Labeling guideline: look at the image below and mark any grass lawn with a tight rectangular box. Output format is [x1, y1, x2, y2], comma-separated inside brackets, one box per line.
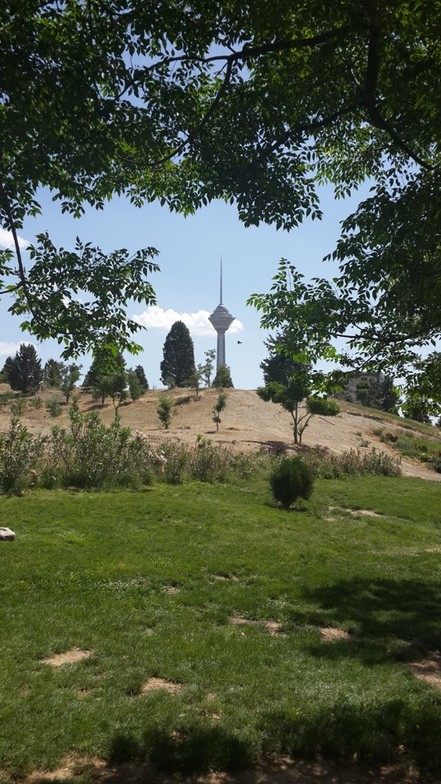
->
[1, 476, 441, 781]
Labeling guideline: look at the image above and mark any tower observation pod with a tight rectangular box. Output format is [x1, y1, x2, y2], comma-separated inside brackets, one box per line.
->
[209, 259, 235, 372]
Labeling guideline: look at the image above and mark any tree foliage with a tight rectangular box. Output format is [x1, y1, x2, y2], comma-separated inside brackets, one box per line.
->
[157, 394, 173, 430]
[260, 333, 297, 386]
[134, 365, 149, 391]
[1, 2, 440, 362]
[212, 392, 227, 432]
[212, 364, 234, 389]
[198, 349, 216, 388]
[6, 344, 43, 394]
[43, 359, 64, 388]
[83, 353, 126, 406]
[270, 457, 314, 510]
[257, 344, 339, 446]
[160, 321, 195, 387]
[59, 363, 82, 404]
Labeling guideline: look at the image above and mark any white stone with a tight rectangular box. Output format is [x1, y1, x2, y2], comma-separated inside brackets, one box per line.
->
[0, 527, 15, 541]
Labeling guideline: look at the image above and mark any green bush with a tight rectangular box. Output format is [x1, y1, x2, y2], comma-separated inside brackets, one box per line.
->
[157, 394, 173, 429]
[46, 397, 62, 417]
[0, 417, 45, 494]
[301, 446, 401, 478]
[10, 398, 27, 416]
[270, 456, 314, 509]
[47, 403, 150, 489]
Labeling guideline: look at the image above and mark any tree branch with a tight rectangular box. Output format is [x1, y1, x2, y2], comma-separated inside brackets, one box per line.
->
[360, 27, 434, 171]
[0, 178, 39, 323]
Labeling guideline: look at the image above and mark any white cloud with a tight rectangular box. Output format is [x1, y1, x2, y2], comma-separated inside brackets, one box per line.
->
[133, 306, 243, 336]
[0, 228, 29, 250]
[0, 341, 24, 356]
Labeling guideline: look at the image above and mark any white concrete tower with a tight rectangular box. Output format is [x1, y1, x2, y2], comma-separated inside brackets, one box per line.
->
[209, 258, 235, 371]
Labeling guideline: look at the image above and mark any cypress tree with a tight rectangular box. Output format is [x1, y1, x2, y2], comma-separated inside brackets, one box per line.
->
[160, 321, 195, 387]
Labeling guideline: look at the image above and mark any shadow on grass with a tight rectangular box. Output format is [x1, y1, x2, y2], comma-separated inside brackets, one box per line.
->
[258, 695, 441, 774]
[27, 709, 441, 783]
[290, 577, 441, 663]
[108, 724, 253, 774]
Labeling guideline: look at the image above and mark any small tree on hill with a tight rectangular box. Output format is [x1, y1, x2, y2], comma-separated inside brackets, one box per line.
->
[8, 344, 43, 394]
[212, 364, 234, 388]
[134, 365, 149, 391]
[188, 368, 202, 398]
[212, 392, 227, 431]
[127, 370, 144, 401]
[0, 357, 14, 385]
[43, 359, 64, 388]
[160, 321, 196, 387]
[157, 394, 173, 429]
[59, 363, 82, 404]
[198, 349, 216, 388]
[84, 352, 126, 406]
[108, 371, 128, 414]
[258, 374, 339, 445]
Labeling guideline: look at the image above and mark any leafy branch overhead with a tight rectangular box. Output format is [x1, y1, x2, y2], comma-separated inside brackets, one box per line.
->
[0, 2, 440, 359]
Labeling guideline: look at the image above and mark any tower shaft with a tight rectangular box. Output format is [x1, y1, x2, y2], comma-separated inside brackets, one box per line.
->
[209, 259, 234, 372]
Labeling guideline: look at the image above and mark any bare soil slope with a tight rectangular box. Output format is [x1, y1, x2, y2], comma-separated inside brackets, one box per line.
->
[1, 386, 440, 481]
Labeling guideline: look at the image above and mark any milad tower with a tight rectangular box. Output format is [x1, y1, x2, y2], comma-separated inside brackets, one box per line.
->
[209, 259, 235, 372]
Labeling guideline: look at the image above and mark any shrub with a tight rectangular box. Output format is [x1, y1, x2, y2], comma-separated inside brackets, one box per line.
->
[157, 394, 173, 429]
[159, 441, 189, 484]
[270, 456, 314, 509]
[47, 402, 151, 489]
[301, 446, 401, 478]
[190, 435, 229, 482]
[46, 397, 62, 417]
[10, 398, 27, 416]
[0, 417, 45, 494]
[432, 453, 441, 473]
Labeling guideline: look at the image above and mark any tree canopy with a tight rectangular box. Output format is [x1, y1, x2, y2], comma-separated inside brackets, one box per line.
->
[160, 321, 196, 387]
[6, 343, 43, 394]
[1, 1, 440, 363]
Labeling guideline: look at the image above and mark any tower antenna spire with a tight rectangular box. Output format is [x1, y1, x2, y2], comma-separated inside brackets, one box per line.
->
[220, 255, 223, 305]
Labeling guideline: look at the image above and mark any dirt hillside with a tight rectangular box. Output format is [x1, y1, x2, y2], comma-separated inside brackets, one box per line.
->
[1, 385, 440, 481]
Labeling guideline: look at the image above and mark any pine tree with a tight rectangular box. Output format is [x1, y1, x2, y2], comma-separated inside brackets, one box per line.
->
[1, 356, 14, 385]
[160, 321, 195, 387]
[260, 333, 297, 385]
[127, 370, 144, 401]
[134, 365, 149, 390]
[8, 344, 43, 394]
[43, 359, 64, 388]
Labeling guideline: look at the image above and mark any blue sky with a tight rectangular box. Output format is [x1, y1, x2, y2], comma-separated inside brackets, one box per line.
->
[0, 185, 368, 389]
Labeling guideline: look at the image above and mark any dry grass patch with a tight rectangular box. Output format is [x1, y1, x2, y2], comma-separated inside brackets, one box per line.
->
[328, 506, 383, 519]
[213, 574, 239, 582]
[41, 649, 93, 667]
[320, 627, 351, 642]
[264, 620, 285, 636]
[229, 617, 284, 636]
[408, 653, 441, 689]
[21, 756, 424, 784]
[26, 755, 105, 782]
[141, 677, 183, 694]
